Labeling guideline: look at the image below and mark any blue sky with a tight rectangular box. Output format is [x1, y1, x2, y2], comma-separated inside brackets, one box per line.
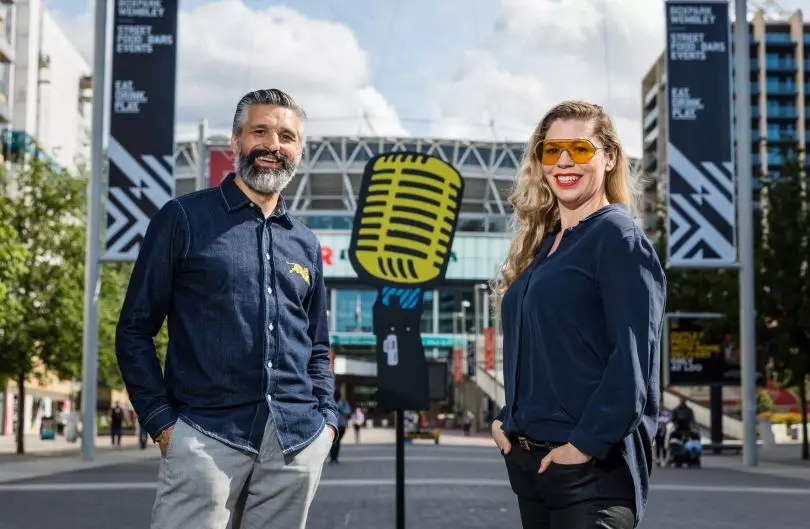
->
[44, 0, 810, 157]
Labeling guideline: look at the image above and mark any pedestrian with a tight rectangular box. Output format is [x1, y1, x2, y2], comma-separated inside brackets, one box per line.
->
[108, 401, 124, 447]
[351, 407, 365, 443]
[489, 100, 667, 529]
[115, 88, 338, 529]
[329, 390, 352, 464]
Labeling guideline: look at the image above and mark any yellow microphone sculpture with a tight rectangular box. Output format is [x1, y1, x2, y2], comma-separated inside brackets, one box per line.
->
[349, 152, 464, 411]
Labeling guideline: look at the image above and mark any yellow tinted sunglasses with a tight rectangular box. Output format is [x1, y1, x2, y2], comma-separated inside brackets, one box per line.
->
[536, 139, 604, 165]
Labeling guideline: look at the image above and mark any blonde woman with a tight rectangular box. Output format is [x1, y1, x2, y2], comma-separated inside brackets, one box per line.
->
[489, 101, 666, 529]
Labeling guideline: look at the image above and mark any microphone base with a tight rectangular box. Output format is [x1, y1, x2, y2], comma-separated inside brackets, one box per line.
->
[373, 297, 430, 411]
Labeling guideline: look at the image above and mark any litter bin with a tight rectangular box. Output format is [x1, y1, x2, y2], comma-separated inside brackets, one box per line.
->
[40, 416, 57, 440]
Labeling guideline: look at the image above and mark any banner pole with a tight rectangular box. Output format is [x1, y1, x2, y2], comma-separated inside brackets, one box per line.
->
[81, 0, 109, 463]
[733, 0, 758, 467]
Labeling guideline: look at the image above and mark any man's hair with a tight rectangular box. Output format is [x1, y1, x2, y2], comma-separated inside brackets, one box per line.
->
[231, 88, 307, 139]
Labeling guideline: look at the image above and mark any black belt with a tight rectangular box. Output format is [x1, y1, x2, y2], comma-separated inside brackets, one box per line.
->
[513, 436, 565, 452]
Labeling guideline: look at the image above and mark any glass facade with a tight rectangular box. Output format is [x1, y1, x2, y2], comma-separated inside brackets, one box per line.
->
[329, 288, 484, 336]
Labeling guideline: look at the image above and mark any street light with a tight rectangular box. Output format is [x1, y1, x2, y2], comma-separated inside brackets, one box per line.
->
[460, 300, 471, 334]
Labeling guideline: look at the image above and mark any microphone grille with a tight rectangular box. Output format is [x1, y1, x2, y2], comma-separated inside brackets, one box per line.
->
[352, 153, 464, 286]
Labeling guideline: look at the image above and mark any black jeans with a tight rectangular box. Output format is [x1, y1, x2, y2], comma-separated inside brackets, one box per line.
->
[503, 441, 635, 529]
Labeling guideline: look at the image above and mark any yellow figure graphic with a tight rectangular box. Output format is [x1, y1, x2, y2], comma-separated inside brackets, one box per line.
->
[287, 262, 310, 286]
[350, 153, 463, 287]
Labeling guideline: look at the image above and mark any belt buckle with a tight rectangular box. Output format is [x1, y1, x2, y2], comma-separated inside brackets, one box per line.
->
[518, 437, 532, 451]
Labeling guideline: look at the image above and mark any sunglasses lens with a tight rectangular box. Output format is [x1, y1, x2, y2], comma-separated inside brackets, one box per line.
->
[538, 140, 597, 164]
[568, 140, 597, 163]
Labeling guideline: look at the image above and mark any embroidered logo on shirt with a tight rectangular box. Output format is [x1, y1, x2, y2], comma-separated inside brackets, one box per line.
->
[287, 262, 311, 286]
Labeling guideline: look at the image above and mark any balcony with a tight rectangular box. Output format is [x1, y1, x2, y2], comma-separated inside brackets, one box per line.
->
[766, 106, 797, 118]
[644, 85, 658, 108]
[766, 59, 795, 71]
[643, 110, 657, 131]
[0, 130, 63, 172]
[766, 130, 796, 142]
[766, 84, 796, 95]
[644, 126, 658, 147]
[765, 33, 793, 45]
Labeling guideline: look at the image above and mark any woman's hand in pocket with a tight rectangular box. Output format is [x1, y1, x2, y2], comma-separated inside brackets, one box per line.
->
[491, 420, 512, 455]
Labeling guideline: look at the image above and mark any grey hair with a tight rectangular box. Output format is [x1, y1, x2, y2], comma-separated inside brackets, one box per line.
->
[232, 88, 307, 144]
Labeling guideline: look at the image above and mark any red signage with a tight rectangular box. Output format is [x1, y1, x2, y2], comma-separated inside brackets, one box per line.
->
[484, 327, 495, 371]
[453, 348, 463, 385]
[208, 148, 234, 187]
[321, 245, 333, 266]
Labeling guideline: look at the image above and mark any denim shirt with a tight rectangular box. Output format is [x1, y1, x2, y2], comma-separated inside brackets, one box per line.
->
[496, 204, 667, 527]
[116, 173, 337, 456]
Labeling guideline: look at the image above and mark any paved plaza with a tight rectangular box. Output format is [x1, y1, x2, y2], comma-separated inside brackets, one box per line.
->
[0, 433, 808, 529]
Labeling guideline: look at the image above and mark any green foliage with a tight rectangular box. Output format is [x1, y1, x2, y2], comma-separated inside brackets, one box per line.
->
[0, 161, 86, 385]
[756, 390, 775, 415]
[0, 183, 28, 345]
[756, 151, 810, 387]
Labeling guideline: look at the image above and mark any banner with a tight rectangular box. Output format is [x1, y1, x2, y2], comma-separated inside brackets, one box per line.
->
[664, 1, 736, 267]
[208, 148, 234, 188]
[484, 327, 495, 371]
[104, 0, 178, 261]
[666, 314, 740, 386]
[453, 348, 463, 386]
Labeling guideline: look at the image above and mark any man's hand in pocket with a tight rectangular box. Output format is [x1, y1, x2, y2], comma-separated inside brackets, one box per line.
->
[157, 424, 175, 457]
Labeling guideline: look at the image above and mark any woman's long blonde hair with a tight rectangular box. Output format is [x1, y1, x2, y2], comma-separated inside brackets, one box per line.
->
[490, 100, 641, 304]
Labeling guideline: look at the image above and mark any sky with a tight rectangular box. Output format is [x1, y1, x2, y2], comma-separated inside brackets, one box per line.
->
[44, 0, 810, 158]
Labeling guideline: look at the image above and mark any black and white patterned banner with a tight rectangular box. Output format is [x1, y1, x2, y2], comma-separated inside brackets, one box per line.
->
[104, 0, 178, 261]
[665, 0, 737, 267]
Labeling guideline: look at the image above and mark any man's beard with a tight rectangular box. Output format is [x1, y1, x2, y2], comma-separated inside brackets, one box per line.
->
[236, 146, 297, 195]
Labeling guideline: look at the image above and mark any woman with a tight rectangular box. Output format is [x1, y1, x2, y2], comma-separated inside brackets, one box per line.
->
[489, 100, 666, 529]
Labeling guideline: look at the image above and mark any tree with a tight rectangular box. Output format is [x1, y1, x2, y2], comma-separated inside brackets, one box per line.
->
[756, 150, 810, 460]
[0, 183, 28, 341]
[0, 160, 86, 455]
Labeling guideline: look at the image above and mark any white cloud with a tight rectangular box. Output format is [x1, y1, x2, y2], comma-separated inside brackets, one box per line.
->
[428, 0, 668, 158]
[52, 0, 408, 142]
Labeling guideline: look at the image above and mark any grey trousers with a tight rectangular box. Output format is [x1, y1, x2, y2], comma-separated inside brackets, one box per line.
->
[150, 416, 332, 529]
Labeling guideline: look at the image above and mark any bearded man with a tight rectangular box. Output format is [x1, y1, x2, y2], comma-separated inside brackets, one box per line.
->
[116, 89, 337, 529]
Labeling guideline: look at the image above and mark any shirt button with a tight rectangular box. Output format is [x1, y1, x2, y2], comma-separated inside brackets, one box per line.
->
[267, 287, 272, 295]
[268, 323, 274, 331]
[266, 253, 270, 260]
[267, 360, 273, 369]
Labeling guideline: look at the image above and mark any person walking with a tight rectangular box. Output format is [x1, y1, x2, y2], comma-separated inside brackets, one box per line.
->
[108, 402, 124, 447]
[116, 88, 338, 529]
[329, 390, 352, 464]
[351, 407, 365, 443]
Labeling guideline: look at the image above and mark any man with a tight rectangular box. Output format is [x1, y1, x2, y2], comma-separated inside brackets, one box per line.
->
[116, 88, 337, 529]
[671, 397, 696, 434]
[108, 401, 124, 446]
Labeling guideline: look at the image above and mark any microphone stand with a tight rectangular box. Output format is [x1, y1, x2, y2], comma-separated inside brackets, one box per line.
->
[372, 287, 429, 529]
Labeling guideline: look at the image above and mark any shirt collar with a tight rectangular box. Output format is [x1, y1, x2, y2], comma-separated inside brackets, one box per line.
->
[549, 203, 627, 234]
[219, 172, 294, 229]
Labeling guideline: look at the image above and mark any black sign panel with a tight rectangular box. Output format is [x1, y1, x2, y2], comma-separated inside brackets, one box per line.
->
[667, 316, 740, 386]
[104, 0, 178, 261]
[664, 1, 736, 267]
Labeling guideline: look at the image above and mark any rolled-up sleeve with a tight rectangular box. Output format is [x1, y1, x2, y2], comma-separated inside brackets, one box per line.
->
[568, 230, 666, 459]
[305, 241, 338, 431]
[115, 200, 188, 440]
